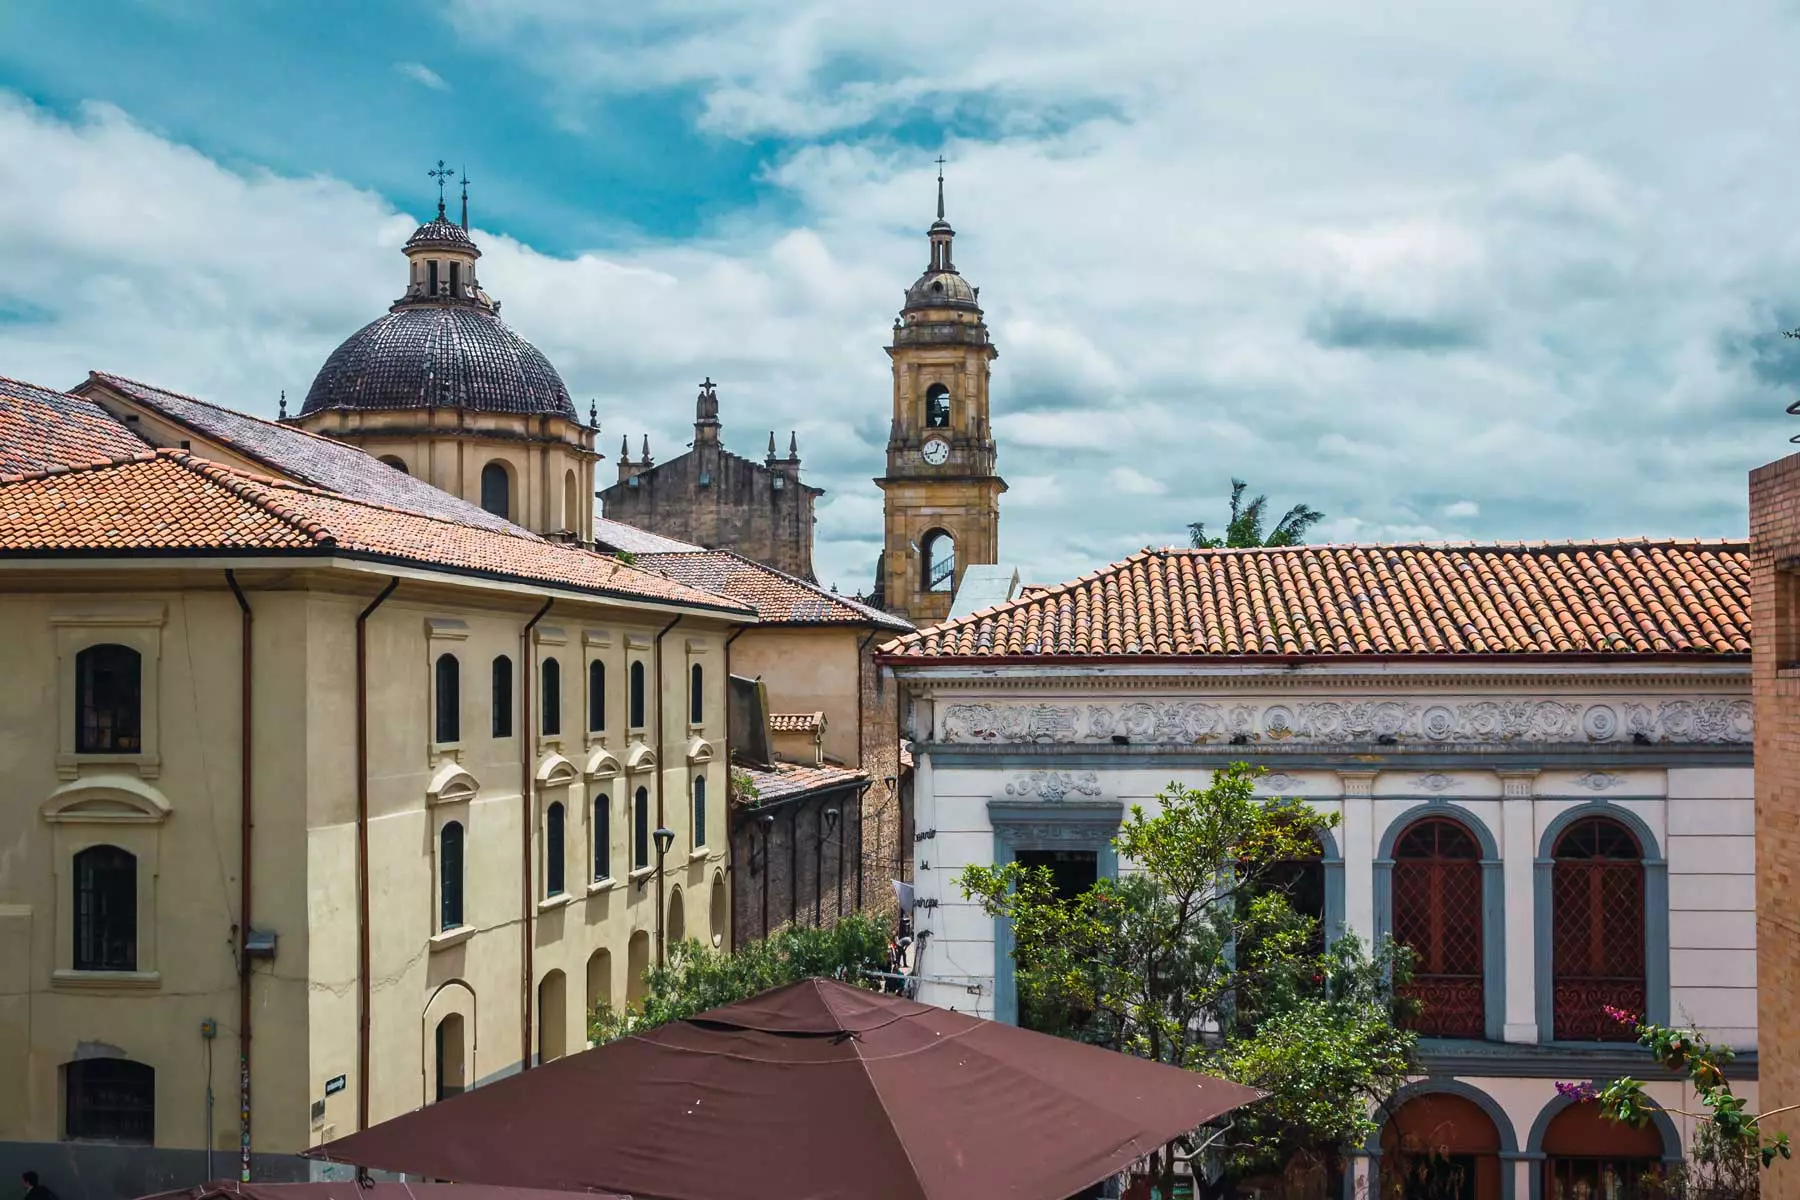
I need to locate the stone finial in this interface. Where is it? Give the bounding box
[767,430,777,459]
[278,389,287,420]
[641,434,652,465]
[788,431,799,460]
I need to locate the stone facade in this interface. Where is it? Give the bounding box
[1754,450,1800,1200]
[599,382,822,582]
[890,661,1757,1199]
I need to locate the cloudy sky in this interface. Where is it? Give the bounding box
[2,1,1798,593]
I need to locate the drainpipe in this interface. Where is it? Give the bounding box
[355,577,400,1131]
[653,614,684,965]
[519,597,553,1072]
[225,571,253,1180]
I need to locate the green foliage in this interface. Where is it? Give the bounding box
[1188,479,1325,549]
[615,550,638,566]
[1589,1011,1791,1191]
[588,912,892,1044]
[960,765,1417,1198]
[728,767,761,805]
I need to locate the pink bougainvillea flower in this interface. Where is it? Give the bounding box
[1602,1005,1638,1025]
[1554,1080,1599,1102]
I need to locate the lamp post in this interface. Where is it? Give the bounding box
[815,806,841,927]
[652,824,675,965]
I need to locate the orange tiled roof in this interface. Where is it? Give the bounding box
[0,375,149,477]
[633,548,912,631]
[0,451,755,615]
[769,712,825,734]
[881,541,1751,661]
[739,762,866,806]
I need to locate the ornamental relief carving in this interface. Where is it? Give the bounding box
[1003,771,1103,802]
[939,697,1751,747]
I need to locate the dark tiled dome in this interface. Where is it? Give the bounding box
[904,268,980,311]
[404,215,478,253]
[301,305,576,418]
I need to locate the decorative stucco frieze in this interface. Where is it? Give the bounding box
[1002,770,1103,802]
[937,696,1752,747]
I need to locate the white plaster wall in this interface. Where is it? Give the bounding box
[1665,767,1757,1045]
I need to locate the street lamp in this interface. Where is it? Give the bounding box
[653,824,676,964]
[814,806,842,927]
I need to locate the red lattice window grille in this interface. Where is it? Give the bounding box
[1552,817,1645,1041]
[1392,818,1485,1038]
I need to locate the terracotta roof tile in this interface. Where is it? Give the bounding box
[769,712,825,733]
[0,375,148,477]
[0,451,755,615]
[633,549,912,631]
[739,762,866,806]
[881,541,1751,662]
[79,372,526,533]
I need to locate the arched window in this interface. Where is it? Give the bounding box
[538,970,567,1063]
[75,644,141,754]
[439,821,464,931]
[629,661,646,729]
[925,383,951,428]
[1391,818,1485,1038]
[65,1058,154,1143]
[1543,1100,1664,1197]
[434,653,460,744]
[379,455,410,475]
[1379,1092,1502,1200]
[546,801,566,896]
[1553,817,1645,1041]
[73,844,136,972]
[588,661,606,733]
[668,886,686,942]
[480,462,510,520]
[710,872,728,949]
[921,529,956,593]
[586,949,612,1034]
[541,657,561,736]
[633,787,650,870]
[434,1014,465,1101]
[692,775,708,848]
[689,663,704,726]
[563,469,579,531]
[491,655,513,738]
[593,793,611,881]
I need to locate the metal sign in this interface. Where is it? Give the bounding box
[324,1074,347,1097]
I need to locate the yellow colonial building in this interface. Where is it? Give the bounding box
[0,363,745,1186]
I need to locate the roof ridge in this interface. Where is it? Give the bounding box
[1155,536,1749,555]
[0,447,162,486]
[165,452,338,546]
[87,369,398,455]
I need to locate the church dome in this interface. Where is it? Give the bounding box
[301,304,576,418]
[404,215,479,254]
[904,268,979,311]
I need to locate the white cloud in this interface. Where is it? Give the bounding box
[396,61,450,91]
[8,0,1800,595]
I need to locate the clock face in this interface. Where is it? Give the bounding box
[921,438,950,466]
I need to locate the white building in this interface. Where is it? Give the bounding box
[882,540,1755,1200]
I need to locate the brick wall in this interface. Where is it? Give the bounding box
[729,782,864,947]
[858,644,909,917]
[1753,450,1800,1198]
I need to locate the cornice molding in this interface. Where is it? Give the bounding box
[898,666,1748,694]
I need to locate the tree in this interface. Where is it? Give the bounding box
[589,912,892,1043]
[1189,479,1325,549]
[960,766,1416,1200]
[1578,1008,1793,1197]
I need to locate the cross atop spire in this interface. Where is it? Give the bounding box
[935,156,947,221]
[428,160,453,218]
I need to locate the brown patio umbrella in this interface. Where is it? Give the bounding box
[140,1183,624,1200]
[310,978,1259,1200]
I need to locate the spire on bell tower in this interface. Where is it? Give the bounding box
[927,156,955,273]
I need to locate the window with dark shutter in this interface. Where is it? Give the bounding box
[73,845,136,972]
[634,787,650,870]
[541,658,561,736]
[491,655,513,738]
[546,802,566,896]
[480,462,510,519]
[692,775,707,848]
[589,661,606,732]
[1552,817,1645,1041]
[1391,817,1485,1038]
[440,821,464,931]
[594,794,611,881]
[690,663,704,725]
[434,653,460,743]
[629,661,646,729]
[75,644,141,754]
[65,1058,154,1143]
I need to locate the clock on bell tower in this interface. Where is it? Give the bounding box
[875,164,1005,624]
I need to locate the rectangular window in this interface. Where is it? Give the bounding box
[66,1059,155,1143]
[492,655,513,738]
[541,658,561,736]
[692,776,707,849]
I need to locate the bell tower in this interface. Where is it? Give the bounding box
[875,164,1004,624]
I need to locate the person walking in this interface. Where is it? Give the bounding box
[20,1171,58,1200]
